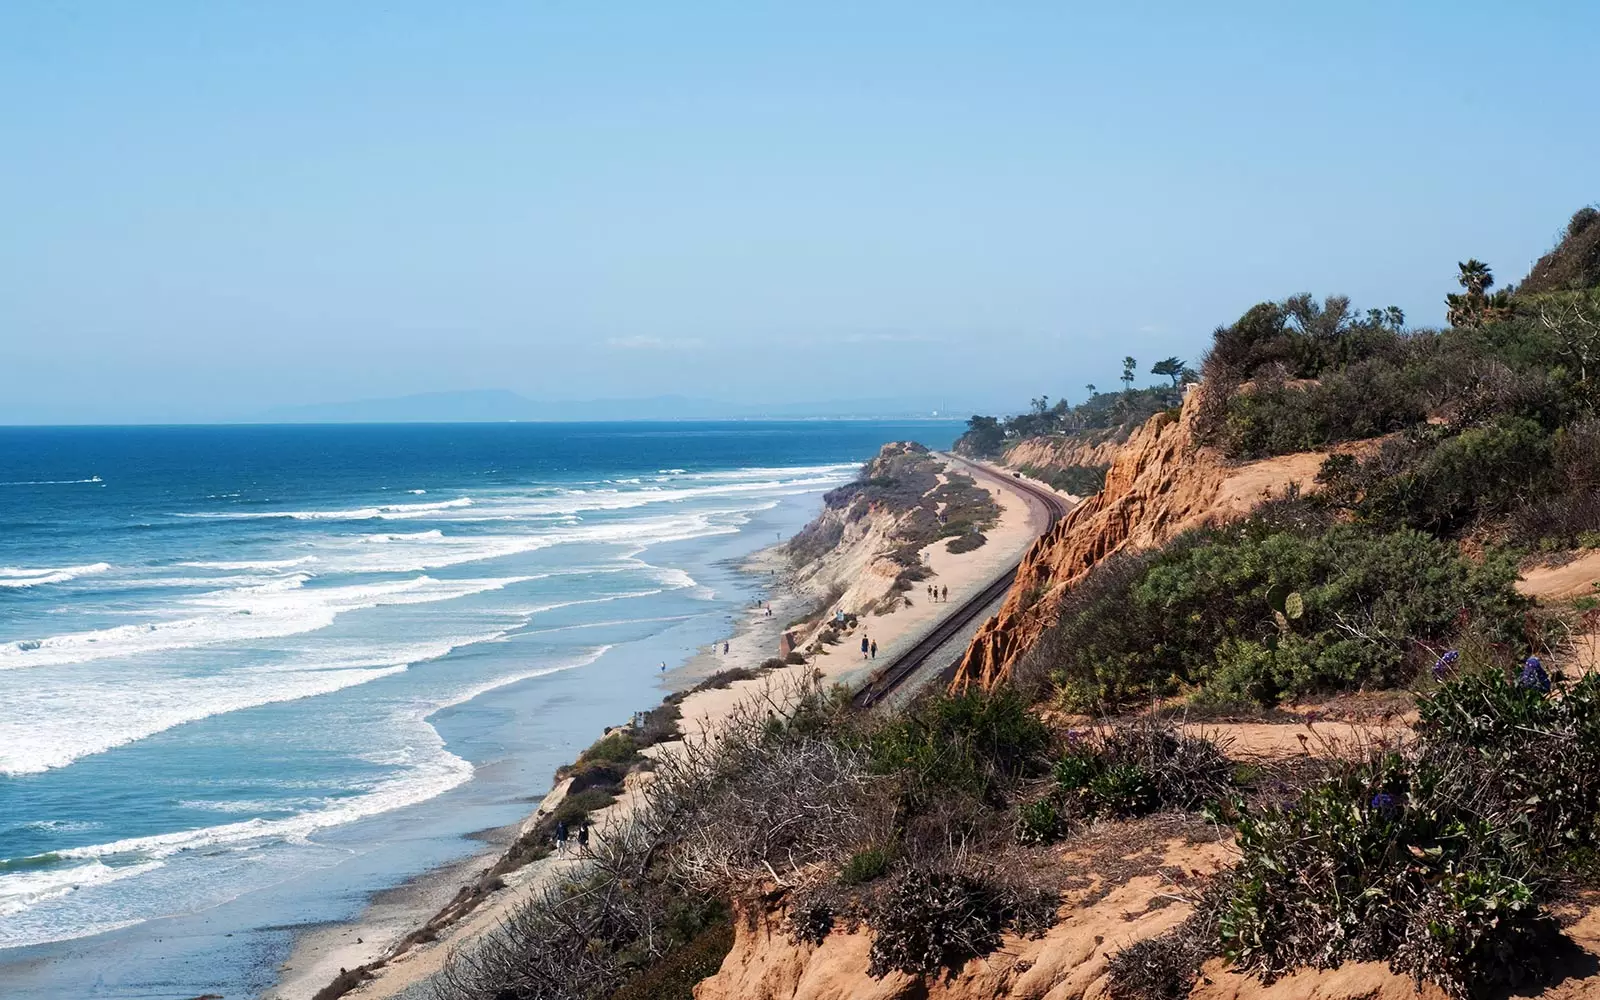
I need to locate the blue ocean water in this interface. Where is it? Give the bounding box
[0,421,957,996]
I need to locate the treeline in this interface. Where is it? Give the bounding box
[954,355,1196,459]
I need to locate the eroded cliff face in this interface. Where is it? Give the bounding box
[693,831,1534,1000]
[1002,432,1124,477]
[951,389,1335,690]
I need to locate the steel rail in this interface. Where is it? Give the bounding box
[850,456,1070,709]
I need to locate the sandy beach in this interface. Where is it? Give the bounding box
[270,455,1052,1000]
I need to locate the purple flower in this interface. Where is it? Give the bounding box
[1370,792,1398,816]
[1518,656,1550,693]
[1431,649,1460,680]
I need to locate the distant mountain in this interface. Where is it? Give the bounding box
[256,390,972,423]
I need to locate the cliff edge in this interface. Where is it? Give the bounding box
[950,388,1341,690]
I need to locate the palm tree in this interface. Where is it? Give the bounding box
[1447,260,1510,328]
[1121,356,1137,390]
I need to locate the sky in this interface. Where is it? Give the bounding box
[2,2,1597,424]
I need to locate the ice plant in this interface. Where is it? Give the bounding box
[1517,655,1550,694]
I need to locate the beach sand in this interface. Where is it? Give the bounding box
[270,455,1051,1000]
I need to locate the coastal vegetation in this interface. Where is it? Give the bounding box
[954,356,1194,460]
[364,204,1600,1000]
[788,441,1001,569]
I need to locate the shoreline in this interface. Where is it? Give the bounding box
[272,456,1051,1000]
[267,543,806,1000]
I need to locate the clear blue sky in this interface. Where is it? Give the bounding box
[2,2,1596,423]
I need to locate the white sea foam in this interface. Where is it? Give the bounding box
[176,497,473,520]
[0,575,529,672]
[0,563,111,588]
[428,645,610,715]
[176,556,318,571]
[0,618,546,775]
[0,860,163,920]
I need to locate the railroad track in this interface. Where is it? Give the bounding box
[850,456,1071,709]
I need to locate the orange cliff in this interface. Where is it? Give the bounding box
[950,387,1340,691]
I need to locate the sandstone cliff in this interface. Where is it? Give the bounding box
[1002,431,1124,476]
[950,388,1342,691]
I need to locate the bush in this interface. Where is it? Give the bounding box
[608,918,734,1000]
[549,787,618,828]
[581,731,643,767]
[840,845,894,885]
[691,667,759,692]
[864,687,1052,808]
[1021,519,1528,709]
[1018,463,1109,496]
[1218,758,1551,999]
[1051,723,1233,823]
[1117,654,1600,1000]
[945,531,986,554]
[867,868,1052,978]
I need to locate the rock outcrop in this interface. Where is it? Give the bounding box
[950,388,1341,691]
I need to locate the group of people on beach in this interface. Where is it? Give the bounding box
[927,584,949,602]
[553,818,590,857]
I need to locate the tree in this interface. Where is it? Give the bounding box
[1446,259,1512,328]
[1532,289,1600,385]
[1150,357,1188,387]
[1085,383,1097,396]
[958,415,1006,457]
[1030,395,1050,415]
[1121,357,1138,390]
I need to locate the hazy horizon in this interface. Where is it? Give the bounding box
[4,3,1598,424]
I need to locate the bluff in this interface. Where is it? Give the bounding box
[950,387,1340,690]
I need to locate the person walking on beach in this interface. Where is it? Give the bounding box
[861,635,870,659]
[723,641,729,655]
[555,819,569,857]
[870,639,877,659]
[942,585,949,602]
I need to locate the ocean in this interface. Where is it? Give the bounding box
[0,420,958,998]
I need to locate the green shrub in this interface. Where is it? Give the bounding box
[1015,799,1061,845]
[582,730,643,767]
[609,918,735,1000]
[864,687,1051,808]
[840,845,894,885]
[1022,520,1527,708]
[1051,724,1232,823]
[691,667,759,692]
[945,531,986,553]
[549,787,617,828]
[1118,656,1600,1000]
[1218,759,1551,999]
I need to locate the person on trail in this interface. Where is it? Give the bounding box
[723,642,729,655]
[942,585,949,602]
[870,640,877,659]
[577,822,590,853]
[861,635,870,659]
[555,819,569,856]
